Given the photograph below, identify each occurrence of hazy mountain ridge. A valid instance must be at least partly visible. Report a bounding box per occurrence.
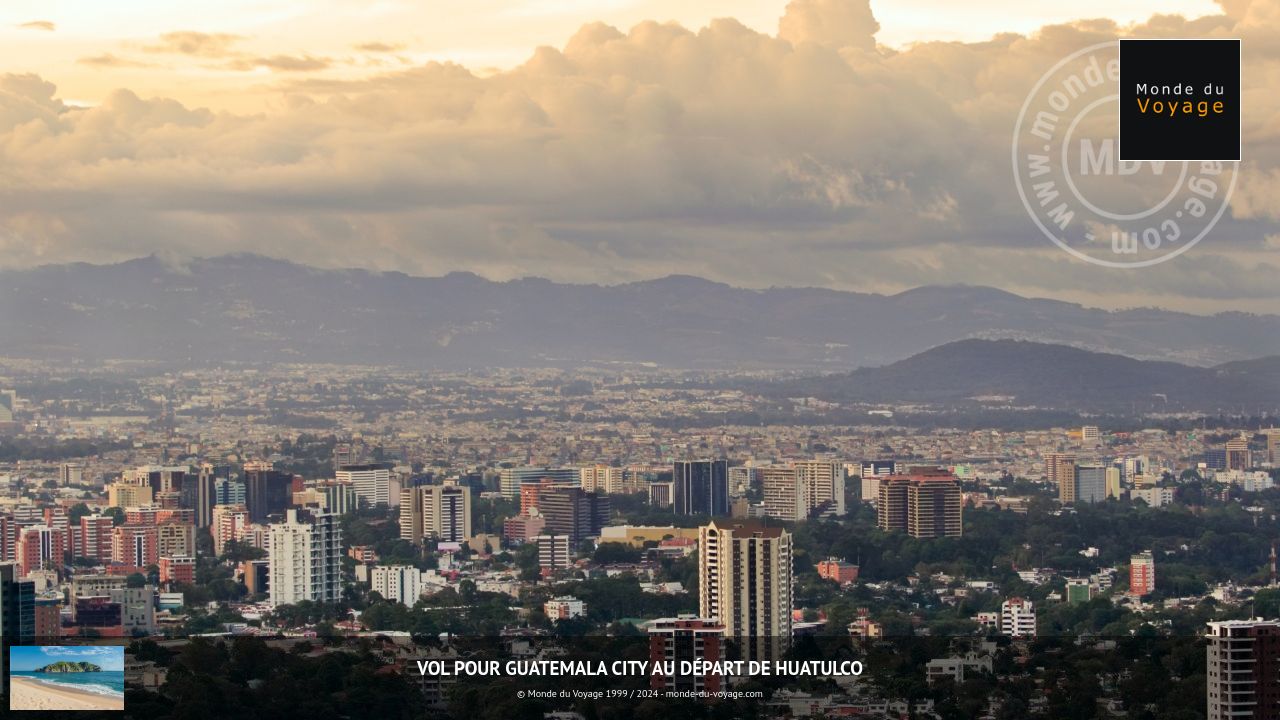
[775,339,1280,413]
[2,254,1278,369]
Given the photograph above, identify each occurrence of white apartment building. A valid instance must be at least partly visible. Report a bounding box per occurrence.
[268,509,343,606]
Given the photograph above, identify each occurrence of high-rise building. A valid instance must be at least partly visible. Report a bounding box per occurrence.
[1266,430,1280,465]
[698,520,792,662]
[107,482,154,508]
[1000,597,1036,637]
[648,481,674,508]
[499,467,580,500]
[78,515,115,564]
[760,466,809,521]
[794,461,846,517]
[212,504,251,556]
[244,461,295,522]
[17,525,64,576]
[156,522,195,559]
[0,563,35,642]
[536,534,572,576]
[648,616,725,694]
[503,515,546,545]
[294,480,356,516]
[760,462,846,520]
[195,463,234,529]
[59,463,84,487]
[215,478,247,506]
[579,465,624,494]
[859,461,896,504]
[1130,551,1155,597]
[1074,464,1108,504]
[876,470,963,538]
[1105,467,1123,499]
[674,460,729,516]
[1226,436,1251,472]
[1206,620,1280,720]
[371,565,423,606]
[111,525,159,569]
[1045,453,1078,503]
[400,481,472,544]
[337,463,395,508]
[268,509,343,606]
[728,466,761,498]
[159,555,196,585]
[540,487,610,544]
[129,465,190,497]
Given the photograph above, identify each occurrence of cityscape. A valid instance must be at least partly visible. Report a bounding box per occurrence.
[4,0,1280,718]
[0,356,1278,718]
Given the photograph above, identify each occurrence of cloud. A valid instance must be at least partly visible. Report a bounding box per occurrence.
[144,31,243,58]
[778,0,879,50]
[18,21,55,32]
[40,646,118,657]
[226,55,332,72]
[1,1,1280,312]
[77,54,158,69]
[354,42,405,53]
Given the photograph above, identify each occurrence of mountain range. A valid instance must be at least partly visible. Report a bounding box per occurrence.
[2,254,1278,370]
[774,339,1280,413]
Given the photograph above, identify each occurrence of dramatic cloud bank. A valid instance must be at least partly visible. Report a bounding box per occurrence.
[1,0,1279,311]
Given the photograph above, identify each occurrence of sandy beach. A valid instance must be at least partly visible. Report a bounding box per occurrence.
[9,676,124,711]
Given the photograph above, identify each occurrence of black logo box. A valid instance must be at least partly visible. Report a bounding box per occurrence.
[1119,38,1241,161]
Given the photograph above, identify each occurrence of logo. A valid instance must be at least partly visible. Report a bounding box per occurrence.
[1012,41,1237,268]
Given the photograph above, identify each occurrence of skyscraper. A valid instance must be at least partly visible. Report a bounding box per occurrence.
[1130,551,1155,597]
[536,534,572,576]
[539,487,610,544]
[1074,464,1107,504]
[338,462,395,508]
[499,467,580,500]
[1045,453,1077,503]
[111,524,159,569]
[0,563,35,642]
[674,460,729,516]
[648,616,725,694]
[877,470,963,538]
[400,481,473,544]
[698,520,792,662]
[579,465,624,494]
[196,463,233,528]
[761,461,847,520]
[760,466,809,521]
[268,509,343,606]
[17,525,64,576]
[244,461,295,522]
[79,515,115,564]
[1206,620,1280,720]
[1226,436,1251,472]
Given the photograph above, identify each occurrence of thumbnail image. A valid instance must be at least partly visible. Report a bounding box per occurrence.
[8,646,124,712]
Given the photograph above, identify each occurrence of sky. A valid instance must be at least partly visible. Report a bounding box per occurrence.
[9,646,124,672]
[1,0,1278,314]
